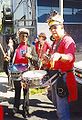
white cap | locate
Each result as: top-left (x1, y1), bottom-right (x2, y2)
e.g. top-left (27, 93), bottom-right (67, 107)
top-left (51, 14), bottom-right (64, 24)
top-left (18, 28), bottom-right (29, 36)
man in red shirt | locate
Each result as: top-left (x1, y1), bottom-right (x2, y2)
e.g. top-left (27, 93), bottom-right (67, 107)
top-left (12, 28), bottom-right (38, 118)
top-left (47, 11), bottom-right (78, 120)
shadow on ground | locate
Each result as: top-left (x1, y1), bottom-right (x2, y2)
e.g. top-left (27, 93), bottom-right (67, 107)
top-left (0, 77), bottom-right (82, 120)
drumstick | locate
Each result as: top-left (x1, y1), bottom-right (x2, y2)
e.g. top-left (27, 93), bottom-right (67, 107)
top-left (39, 59), bottom-right (42, 70)
top-left (0, 43), bottom-right (6, 57)
top-left (0, 43), bottom-right (10, 61)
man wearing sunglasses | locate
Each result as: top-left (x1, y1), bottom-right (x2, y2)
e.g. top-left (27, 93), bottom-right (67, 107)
top-left (47, 11), bottom-right (78, 120)
top-left (12, 28), bottom-right (38, 118)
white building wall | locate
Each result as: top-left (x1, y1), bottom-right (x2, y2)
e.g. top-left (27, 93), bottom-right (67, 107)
top-left (37, 23), bottom-right (52, 44)
top-left (37, 23), bottom-right (51, 38)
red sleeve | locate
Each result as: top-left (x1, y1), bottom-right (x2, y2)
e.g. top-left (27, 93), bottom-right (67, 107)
top-left (35, 42), bottom-right (39, 54)
top-left (0, 105), bottom-right (4, 120)
top-left (64, 36), bottom-right (76, 62)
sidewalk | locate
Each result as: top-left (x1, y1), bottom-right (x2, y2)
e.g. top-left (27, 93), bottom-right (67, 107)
top-left (0, 74), bottom-right (56, 120)
top-left (0, 73), bottom-right (82, 120)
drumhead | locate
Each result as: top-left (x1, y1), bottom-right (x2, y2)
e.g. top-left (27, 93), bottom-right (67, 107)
top-left (74, 61), bottom-right (82, 70)
top-left (22, 70), bottom-right (47, 80)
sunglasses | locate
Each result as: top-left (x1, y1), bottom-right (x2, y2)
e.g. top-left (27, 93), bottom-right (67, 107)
top-left (22, 35), bottom-right (28, 38)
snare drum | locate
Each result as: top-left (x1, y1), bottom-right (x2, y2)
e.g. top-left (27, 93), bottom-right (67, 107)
top-left (22, 70), bottom-right (47, 88)
top-left (8, 64), bottom-right (28, 81)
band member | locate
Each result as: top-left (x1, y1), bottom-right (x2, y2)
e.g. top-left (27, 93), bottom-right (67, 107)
top-left (12, 28), bottom-right (38, 118)
top-left (47, 10), bottom-right (78, 120)
top-left (35, 33), bottom-right (51, 69)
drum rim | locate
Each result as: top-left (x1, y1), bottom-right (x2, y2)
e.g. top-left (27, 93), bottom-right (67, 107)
top-left (22, 70), bottom-right (47, 79)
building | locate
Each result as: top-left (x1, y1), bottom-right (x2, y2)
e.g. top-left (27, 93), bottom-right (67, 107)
top-left (37, 0), bottom-right (82, 45)
top-left (12, 0), bottom-right (82, 46)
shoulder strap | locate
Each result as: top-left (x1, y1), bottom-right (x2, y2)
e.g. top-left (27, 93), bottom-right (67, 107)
top-left (54, 39), bottom-right (62, 52)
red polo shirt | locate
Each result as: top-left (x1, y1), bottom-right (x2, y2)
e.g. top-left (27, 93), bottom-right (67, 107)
top-left (52, 35), bottom-right (78, 102)
top-left (14, 42), bottom-right (28, 64)
top-left (53, 35), bottom-right (76, 72)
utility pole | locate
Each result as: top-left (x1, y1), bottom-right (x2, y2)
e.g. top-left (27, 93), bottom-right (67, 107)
top-left (59, 0), bottom-right (63, 19)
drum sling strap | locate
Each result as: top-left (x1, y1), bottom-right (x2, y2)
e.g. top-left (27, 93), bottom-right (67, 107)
top-left (52, 38), bottom-right (62, 53)
top-left (42, 71), bottom-right (59, 87)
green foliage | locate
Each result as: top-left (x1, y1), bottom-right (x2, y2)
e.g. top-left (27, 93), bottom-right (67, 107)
top-left (29, 87), bottom-right (46, 95)
top-left (0, 72), bottom-right (7, 76)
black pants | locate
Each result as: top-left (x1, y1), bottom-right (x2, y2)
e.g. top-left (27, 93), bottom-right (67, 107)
top-left (3, 60), bottom-right (9, 76)
top-left (46, 69), bottom-right (58, 106)
top-left (14, 81), bottom-right (29, 111)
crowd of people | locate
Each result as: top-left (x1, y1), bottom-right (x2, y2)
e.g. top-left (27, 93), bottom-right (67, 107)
top-left (2, 10), bottom-right (78, 119)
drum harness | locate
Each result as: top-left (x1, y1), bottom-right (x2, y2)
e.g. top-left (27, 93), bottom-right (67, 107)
top-left (42, 69), bottom-right (73, 87)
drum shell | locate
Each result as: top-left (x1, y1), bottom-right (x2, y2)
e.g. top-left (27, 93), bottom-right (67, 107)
top-left (28, 78), bottom-right (42, 88)
top-left (22, 70), bottom-right (48, 88)
top-left (74, 67), bottom-right (82, 84)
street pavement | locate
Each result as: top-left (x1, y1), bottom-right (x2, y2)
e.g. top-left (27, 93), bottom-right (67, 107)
top-left (0, 74), bottom-right (82, 120)
top-left (0, 74), bottom-right (57, 120)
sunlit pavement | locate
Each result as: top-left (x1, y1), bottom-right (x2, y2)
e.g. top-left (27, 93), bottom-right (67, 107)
top-left (0, 75), bottom-right (82, 120)
top-left (0, 75), bottom-right (56, 120)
